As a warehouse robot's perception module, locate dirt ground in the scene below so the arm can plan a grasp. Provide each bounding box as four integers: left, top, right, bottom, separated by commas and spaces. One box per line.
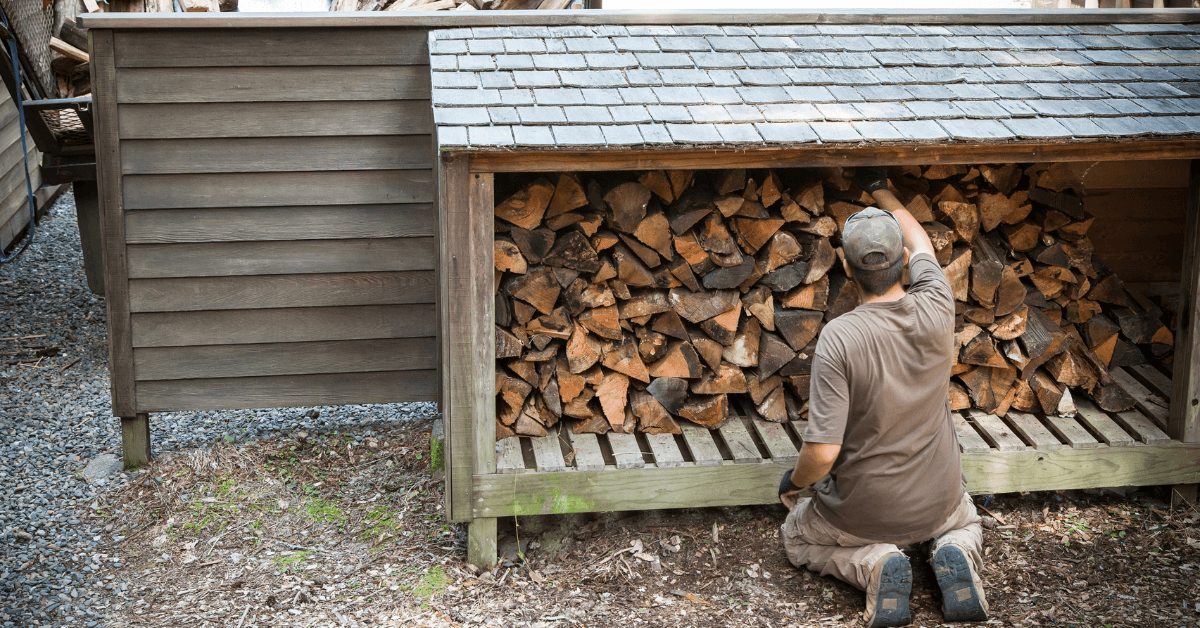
93, 423, 1200, 628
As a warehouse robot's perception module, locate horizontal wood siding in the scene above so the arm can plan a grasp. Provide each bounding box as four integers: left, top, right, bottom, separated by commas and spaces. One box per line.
137, 370, 439, 412
123, 170, 435, 209
131, 304, 437, 348
126, 237, 435, 278
128, 271, 435, 312
124, 204, 435, 244
118, 101, 433, 140
110, 27, 438, 411
0, 89, 46, 251
117, 66, 430, 103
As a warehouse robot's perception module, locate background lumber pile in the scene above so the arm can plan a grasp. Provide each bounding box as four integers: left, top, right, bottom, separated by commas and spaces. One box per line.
336, 0, 582, 12
493, 164, 1175, 438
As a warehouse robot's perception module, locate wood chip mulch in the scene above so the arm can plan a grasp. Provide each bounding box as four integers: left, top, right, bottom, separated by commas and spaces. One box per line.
90, 424, 1200, 628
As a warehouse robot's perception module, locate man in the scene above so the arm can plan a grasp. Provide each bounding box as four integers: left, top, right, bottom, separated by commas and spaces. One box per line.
777, 167, 987, 628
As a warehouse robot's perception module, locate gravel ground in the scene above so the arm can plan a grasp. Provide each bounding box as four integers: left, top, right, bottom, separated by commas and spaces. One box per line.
0, 191, 438, 627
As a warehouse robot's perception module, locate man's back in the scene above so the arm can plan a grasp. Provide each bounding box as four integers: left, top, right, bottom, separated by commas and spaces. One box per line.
803, 252, 964, 543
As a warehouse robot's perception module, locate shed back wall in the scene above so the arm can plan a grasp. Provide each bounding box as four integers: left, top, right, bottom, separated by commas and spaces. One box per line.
103, 27, 439, 413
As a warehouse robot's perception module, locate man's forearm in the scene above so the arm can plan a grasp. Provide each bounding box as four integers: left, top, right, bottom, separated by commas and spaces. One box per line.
790, 442, 839, 488
870, 188, 935, 257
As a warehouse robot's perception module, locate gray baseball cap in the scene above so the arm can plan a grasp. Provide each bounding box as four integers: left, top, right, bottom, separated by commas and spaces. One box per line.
843, 207, 905, 271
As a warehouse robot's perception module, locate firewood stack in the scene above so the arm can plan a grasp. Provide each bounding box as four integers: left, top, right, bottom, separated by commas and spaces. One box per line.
493, 163, 1174, 439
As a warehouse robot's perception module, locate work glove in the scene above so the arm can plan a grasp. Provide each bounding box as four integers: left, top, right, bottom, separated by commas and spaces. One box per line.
779, 470, 802, 511
852, 166, 891, 195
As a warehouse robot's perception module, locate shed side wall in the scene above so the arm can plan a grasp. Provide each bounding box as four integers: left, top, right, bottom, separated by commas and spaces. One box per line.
107, 27, 438, 412
0, 86, 46, 250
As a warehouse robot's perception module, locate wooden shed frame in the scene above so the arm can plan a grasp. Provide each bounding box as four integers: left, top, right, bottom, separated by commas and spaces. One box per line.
79, 10, 1200, 569
444, 146, 1200, 567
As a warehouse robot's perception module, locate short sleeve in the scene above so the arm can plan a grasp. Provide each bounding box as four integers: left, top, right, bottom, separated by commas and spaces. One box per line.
803, 351, 851, 445
906, 251, 953, 311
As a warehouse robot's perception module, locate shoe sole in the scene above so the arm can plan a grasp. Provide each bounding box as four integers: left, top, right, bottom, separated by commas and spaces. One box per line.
867, 554, 912, 628
933, 545, 988, 622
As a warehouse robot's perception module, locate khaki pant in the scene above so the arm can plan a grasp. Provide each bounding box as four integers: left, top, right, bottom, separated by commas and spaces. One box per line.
781, 492, 983, 591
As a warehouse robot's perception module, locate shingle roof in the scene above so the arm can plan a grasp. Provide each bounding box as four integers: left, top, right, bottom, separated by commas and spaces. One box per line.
429, 21, 1200, 150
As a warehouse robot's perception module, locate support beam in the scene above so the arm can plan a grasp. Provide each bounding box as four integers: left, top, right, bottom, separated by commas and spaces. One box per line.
472, 444, 1200, 518
441, 156, 471, 523
1170, 159, 1200, 445
1170, 160, 1200, 509
462, 139, 1200, 174
467, 517, 497, 569
121, 413, 150, 469
90, 30, 137, 416
466, 170, 498, 566
73, 181, 104, 296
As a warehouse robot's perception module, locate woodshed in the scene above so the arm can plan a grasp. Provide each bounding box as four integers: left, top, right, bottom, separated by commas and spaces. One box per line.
80, 9, 1200, 568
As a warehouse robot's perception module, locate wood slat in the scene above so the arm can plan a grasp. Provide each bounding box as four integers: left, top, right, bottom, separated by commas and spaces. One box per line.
0, 179, 51, 254
718, 418, 762, 464
495, 437, 525, 474
128, 271, 435, 313
1006, 412, 1063, 451
118, 101, 433, 140
473, 442, 1200, 518
126, 238, 435, 279
136, 369, 437, 412
566, 431, 606, 471
0, 149, 42, 250
679, 423, 723, 466
968, 411, 1027, 452
131, 303, 436, 348
606, 432, 645, 469
644, 433, 685, 468
750, 419, 799, 463
952, 413, 993, 454
1044, 414, 1103, 450
1112, 408, 1172, 445
116, 66, 432, 103
123, 170, 435, 210
1074, 398, 1136, 447
121, 136, 433, 175
114, 28, 428, 67
530, 431, 568, 473
1128, 363, 1173, 398
133, 336, 436, 381
125, 205, 435, 244
1111, 367, 1171, 429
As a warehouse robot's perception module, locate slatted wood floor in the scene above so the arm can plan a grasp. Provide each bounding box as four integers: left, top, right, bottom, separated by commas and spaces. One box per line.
493, 366, 1175, 475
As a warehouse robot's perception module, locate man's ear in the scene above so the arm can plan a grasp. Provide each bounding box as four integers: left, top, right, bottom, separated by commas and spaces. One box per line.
842, 259, 853, 279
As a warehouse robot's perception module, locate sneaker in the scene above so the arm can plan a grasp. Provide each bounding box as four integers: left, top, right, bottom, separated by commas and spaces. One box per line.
864, 552, 912, 628
933, 544, 989, 622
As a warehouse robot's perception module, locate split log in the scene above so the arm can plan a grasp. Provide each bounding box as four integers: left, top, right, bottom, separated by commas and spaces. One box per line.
496, 179, 555, 229
604, 182, 652, 233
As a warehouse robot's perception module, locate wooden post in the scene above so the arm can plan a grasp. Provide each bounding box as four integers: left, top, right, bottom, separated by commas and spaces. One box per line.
72, 180, 104, 296
442, 157, 498, 565
121, 414, 150, 469
1169, 159, 1200, 509
89, 30, 137, 418
466, 170, 497, 567
441, 156, 471, 523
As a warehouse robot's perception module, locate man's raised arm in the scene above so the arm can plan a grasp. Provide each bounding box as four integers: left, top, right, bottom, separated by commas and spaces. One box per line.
854, 167, 936, 259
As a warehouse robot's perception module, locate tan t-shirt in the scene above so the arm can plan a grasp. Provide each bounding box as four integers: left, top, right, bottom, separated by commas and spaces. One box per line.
803, 252, 965, 544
